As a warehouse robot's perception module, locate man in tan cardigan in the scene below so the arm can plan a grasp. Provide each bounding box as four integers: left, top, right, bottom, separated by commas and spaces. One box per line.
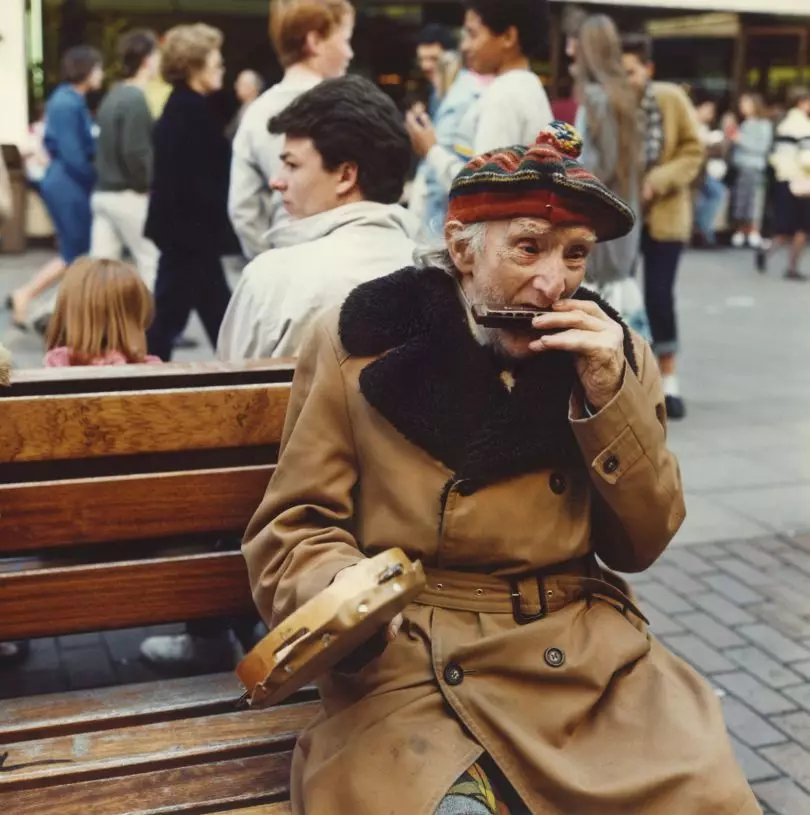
622, 34, 703, 420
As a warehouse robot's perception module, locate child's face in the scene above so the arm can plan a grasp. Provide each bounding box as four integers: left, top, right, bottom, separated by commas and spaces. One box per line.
622, 53, 651, 93
739, 95, 755, 118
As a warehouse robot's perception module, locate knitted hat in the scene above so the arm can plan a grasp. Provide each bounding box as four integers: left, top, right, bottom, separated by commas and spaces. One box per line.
447, 121, 635, 242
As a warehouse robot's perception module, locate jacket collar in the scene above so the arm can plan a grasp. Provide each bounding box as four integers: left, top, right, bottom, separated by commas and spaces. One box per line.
339, 267, 638, 493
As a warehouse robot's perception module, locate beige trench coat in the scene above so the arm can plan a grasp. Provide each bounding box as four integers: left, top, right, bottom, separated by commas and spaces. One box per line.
243, 271, 758, 815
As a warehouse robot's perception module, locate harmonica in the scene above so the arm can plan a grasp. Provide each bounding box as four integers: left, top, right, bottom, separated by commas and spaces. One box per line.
471, 304, 560, 331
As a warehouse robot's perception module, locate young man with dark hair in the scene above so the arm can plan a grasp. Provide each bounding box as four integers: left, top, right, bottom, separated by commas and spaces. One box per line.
621, 32, 703, 420
416, 23, 457, 115
228, 0, 355, 260
406, 0, 552, 193
218, 75, 418, 360
91, 30, 161, 289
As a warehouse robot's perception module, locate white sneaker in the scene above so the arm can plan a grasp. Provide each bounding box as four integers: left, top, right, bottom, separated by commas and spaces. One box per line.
139, 633, 242, 669
731, 232, 745, 248
747, 232, 762, 248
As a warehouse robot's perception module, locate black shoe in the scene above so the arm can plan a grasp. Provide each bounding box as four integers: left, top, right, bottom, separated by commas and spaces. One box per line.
755, 247, 767, 273
784, 269, 808, 282
665, 395, 686, 420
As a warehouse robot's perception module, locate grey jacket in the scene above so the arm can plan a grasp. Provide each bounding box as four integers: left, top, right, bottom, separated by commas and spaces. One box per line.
732, 118, 773, 172
576, 84, 642, 286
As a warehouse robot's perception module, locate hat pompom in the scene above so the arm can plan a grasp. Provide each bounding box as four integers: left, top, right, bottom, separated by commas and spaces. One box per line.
535, 121, 583, 160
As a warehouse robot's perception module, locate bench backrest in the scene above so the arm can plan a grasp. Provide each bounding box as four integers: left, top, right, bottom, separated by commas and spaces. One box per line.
0, 361, 295, 641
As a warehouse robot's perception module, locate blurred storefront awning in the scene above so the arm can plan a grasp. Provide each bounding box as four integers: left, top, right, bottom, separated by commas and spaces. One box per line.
566, 0, 808, 16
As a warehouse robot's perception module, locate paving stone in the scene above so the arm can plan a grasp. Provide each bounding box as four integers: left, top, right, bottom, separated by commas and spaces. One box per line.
729, 736, 781, 783
0, 669, 67, 699
783, 685, 810, 713
701, 574, 765, 605
778, 550, 810, 576
722, 697, 788, 747
753, 604, 810, 641
715, 557, 778, 587
726, 647, 805, 690
739, 625, 810, 664
713, 672, 797, 715
663, 634, 735, 674
633, 581, 693, 614
773, 568, 810, 597
644, 565, 706, 595
642, 605, 684, 636
104, 627, 151, 663
676, 612, 746, 649
694, 543, 730, 560
761, 743, 810, 791
691, 592, 757, 626
61, 644, 116, 691
760, 585, 810, 618
21, 637, 61, 670
754, 778, 810, 815
724, 541, 784, 571
662, 549, 716, 575
58, 632, 104, 650
792, 662, 810, 681
771, 712, 810, 750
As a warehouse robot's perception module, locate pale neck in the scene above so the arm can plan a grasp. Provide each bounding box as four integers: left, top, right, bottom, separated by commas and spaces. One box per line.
284, 61, 325, 84
126, 69, 151, 91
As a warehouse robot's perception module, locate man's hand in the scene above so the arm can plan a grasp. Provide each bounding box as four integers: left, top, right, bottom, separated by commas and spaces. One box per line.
642, 181, 655, 203
405, 105, 438, 158
529, 299, 625, 411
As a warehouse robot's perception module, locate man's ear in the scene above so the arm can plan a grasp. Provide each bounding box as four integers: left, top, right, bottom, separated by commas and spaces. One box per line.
445, 220, 477, 277
500, 25, 520, 53
305, 30, 323, 59
335, 161, 359, 198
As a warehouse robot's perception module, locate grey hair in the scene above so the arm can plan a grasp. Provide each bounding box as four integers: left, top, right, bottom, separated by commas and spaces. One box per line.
414, 222, 487, 275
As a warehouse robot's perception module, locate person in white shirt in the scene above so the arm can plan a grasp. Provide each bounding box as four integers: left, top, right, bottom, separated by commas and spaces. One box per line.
228, 0, 355, 260
217, 75, 418, 361
406, 0, 552, 193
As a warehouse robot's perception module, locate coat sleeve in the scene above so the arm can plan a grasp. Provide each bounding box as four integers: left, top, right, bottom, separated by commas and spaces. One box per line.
46, 98, 96, 190
242, 319, 365, 627
570, 339, 685, 572
644, 87, 704, 197
120, 94, 153, 192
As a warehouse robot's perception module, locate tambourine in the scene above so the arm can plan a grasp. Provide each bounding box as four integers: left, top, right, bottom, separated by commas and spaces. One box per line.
236, 549, 425, 708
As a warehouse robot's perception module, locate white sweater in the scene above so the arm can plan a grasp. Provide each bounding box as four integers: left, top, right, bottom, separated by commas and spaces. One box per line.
424, 69, 553, 193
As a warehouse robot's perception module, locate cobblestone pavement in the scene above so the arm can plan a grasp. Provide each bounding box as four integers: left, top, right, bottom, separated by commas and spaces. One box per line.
2, 245, 810, 813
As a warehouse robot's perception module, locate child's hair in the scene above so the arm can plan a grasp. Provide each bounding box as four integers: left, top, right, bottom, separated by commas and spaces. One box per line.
47, 257, 154, 364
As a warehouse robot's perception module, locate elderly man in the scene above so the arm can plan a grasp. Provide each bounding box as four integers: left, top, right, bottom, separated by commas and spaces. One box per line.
243, 124, 759, 815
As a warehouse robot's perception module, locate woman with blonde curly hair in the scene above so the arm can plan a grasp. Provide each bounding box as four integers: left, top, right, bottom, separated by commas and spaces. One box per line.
144, 23, 239, 360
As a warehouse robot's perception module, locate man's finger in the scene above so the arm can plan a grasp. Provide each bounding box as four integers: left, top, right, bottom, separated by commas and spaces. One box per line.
387, 613, 404, 643
533, 310, 604, 333
553, 299, 609, 320
529, 328, 614, 354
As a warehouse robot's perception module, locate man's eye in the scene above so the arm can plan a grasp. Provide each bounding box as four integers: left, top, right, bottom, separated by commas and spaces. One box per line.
517, 240, 539, 255
566, 244, 590, 261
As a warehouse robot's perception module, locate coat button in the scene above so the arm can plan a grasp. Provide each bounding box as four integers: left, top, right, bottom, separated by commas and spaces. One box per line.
549, 473, 567, 495
602, 455, 620, 475
544, 647, 565, 668
444, 662, 464, 686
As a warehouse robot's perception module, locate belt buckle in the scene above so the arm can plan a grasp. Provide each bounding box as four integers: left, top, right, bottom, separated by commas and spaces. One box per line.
509, 577, 548, 625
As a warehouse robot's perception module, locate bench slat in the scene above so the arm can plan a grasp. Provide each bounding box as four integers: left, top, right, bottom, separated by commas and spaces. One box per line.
0, 702, 318, 791
0, 752, 292, 815
0, 384, 289, 464
0, 466, 272, 552
0, 673, 244, 743
211, 805, 292, 814
0, 551, 253, 639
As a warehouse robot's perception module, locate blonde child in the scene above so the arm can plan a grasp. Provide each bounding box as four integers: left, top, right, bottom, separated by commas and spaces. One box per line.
45, 257, 161, 367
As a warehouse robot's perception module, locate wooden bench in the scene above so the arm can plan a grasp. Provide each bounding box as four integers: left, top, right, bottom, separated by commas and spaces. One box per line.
0, 361, 317, 814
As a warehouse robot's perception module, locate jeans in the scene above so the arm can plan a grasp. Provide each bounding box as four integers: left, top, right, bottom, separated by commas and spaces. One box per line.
146, 250, 231, 361
642, 231, 684, 357
694, 176, 726, 243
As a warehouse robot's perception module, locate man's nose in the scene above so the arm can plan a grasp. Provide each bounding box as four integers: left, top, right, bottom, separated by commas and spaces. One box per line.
270, 178, 286, 192
530, 260, 567, 303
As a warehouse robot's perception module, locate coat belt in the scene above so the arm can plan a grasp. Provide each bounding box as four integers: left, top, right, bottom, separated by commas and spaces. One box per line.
416, 555, 648, 625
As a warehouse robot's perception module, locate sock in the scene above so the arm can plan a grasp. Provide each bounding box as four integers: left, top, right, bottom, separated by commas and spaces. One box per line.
662, 375, 680, 397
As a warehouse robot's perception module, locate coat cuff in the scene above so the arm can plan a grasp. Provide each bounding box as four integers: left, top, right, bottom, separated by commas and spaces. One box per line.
569, 366, 661, 487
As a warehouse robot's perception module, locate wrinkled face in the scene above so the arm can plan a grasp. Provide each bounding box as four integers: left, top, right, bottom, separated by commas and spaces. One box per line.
461, 10, 510, 76
449, 217, 597, 359
312, 15, 355, 79
622, 52, 651, 93
192, 48, 225, 94
271, 136, 354, 219
417, 43, 444, 85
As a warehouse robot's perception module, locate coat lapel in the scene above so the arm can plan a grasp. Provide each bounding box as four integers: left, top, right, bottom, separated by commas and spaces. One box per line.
339, 267, 638, 493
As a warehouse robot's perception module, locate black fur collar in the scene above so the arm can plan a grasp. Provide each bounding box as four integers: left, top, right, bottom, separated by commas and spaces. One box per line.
339, 267, 638, 494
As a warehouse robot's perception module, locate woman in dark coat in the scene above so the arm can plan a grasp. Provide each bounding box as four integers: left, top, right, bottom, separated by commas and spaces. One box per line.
145, 23, 238, 360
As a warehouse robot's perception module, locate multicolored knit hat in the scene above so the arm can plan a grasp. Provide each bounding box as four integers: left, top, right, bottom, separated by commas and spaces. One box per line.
447, 121, 635, 243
